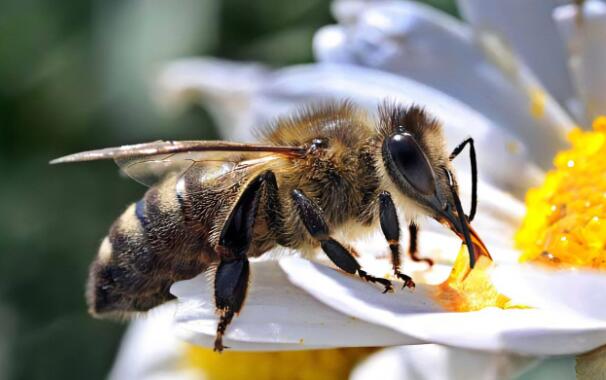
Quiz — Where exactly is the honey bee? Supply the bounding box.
[52,102,491,352]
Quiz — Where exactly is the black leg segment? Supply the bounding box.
[319,239,360,274]
[219,172,266,253]
[214,170,273,352]
[213,257,249,352]
[449,137,477,222]
[378,191,415,289]
[408,222,434,266]
[262,171,286,244]
[292,189,393,293]
[379,191,400,242]
[291,189,330,240]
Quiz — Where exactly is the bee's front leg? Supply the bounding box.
[378,191,415,289]
[213,171,274,352]
[292,189,393,293]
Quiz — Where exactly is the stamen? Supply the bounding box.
[516,117,606,268]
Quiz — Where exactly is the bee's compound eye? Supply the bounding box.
[387,133,436,195]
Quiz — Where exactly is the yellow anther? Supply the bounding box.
[516,117,606,269]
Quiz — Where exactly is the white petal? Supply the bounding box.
[492,265,606,322]
[171,260,418,350]
[108,303,201,380]
[456,0,576,113]
[330,0,370,25]
[313,25,351,63]
[158,59,544,196]
[351,344,537,380]
[554,0,606,123]
[155,57,270,140]
[281,257,606,355]
[314,1,575,168]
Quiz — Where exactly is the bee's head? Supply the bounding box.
[378,103,490,268]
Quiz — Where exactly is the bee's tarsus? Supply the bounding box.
[395,272,415,289]
[213,316,232,353]
[358,269,394,293]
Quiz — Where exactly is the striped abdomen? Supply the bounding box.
[86,171,229,318]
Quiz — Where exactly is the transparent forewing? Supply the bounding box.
[50,139,305,186]
[115,151,241,187]
[117,151,284,187]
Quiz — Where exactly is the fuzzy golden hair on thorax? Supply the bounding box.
[258,101,373,147]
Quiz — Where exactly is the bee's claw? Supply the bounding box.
[380,280,394,293]
[358,269,394,293]
[382,283,394,294]
[395,271,416,289]
[213,340,231,353]
[402,280,415,289]
[213,339,224,353]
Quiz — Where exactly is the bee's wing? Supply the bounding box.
[113,151,237,186]
[50,140,304,163]
[50,140,304,187]
[116,151,291,187]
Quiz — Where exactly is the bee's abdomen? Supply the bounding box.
[87,176,216,318]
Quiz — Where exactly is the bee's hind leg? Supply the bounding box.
[292,189,394,293]
[378,191,416,289]
[213,257,249,352]
[213,171,274,352]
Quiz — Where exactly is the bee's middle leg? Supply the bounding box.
[292,189,393,293]
[213,171,275,352]
[378,191,415,289]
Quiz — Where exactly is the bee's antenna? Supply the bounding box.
[449,138,477,222]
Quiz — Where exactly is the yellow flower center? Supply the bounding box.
[185,346,375,380]
[516,117,606,268]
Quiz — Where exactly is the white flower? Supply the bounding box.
[108,303,202,380]
[114,0,606,378]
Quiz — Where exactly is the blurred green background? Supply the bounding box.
[0,1,463,379]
